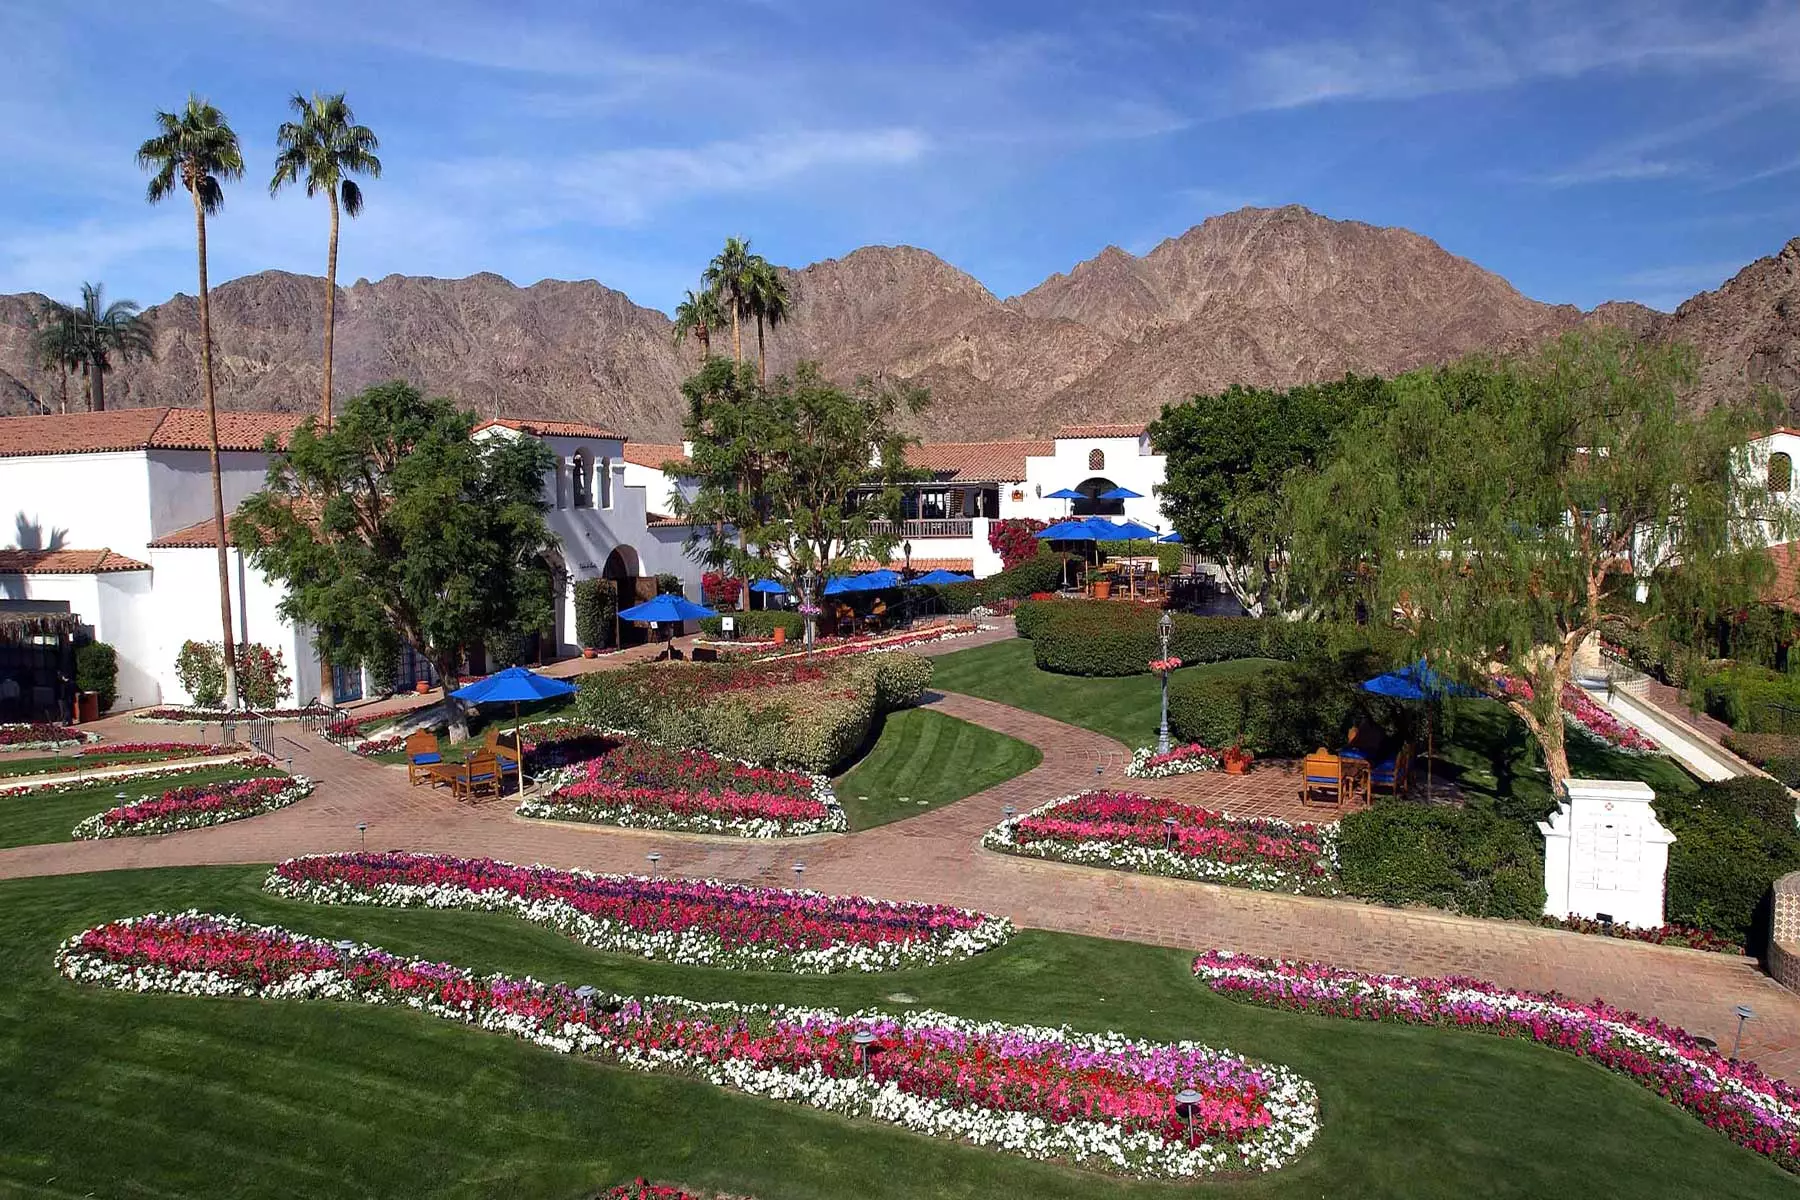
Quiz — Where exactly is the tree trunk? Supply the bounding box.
[697,326,710,361]
[438,653,468,741]
[57,363,67,414]
[88,359,103,412]
[321,189,340,428]
[1540,715,1571,791]
[731,303,742,364]
[756,313,766,383]
[193,184,239,711]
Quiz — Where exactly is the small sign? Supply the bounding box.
[721,616,736,636]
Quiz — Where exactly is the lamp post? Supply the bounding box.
[852,1027,877,1076]
[1731,1003,1755,1061]
[1174,1088,1203,1147]
[1156,609,1174,755]
[902,540,913,580]
[356,821,367,852]
[799,567,818,651]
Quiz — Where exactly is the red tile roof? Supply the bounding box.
[854,556,974,573]
[146,518,226,549]
[646,512,699,528]
[908,441,1052,483]
[0,548,149,574]
[1055,423,1146,439]
[622,443,689,469]
[0,408,308,458]
[475,417,625,441]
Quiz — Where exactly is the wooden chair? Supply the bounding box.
[1299,748,1347,808]
[1370,744,1413,798]
[451,750,501,803]
[405,731,443,787]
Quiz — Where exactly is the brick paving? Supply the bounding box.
[6,649,1800,1081]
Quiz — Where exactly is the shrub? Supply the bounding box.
[75,641,117,711]
[1721,731,1800,788]
[575,652,931,773]
[173,640,291,708]
[700,571,742,609]
[573,578,618,650]
[987,518,1049,569]
[1693,664,1800,734]
[1012,599,1059,639]
[929,549,1068,613]
[1337,803,1546,919]
[1026,602,1332,677]
[1655,777,1800,947]
[1167,650,1388,756]
[698,610,805,639]
[656,573,684,595]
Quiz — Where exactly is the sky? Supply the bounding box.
[3,0,1799,315]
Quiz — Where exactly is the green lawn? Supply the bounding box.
[0,765,284,849]
[0,748,228,778]
[833,707,1041,829]
[1,866,1792,1198]
[927,639,1275,749]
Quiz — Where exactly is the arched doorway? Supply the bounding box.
[601,546,644,647]
[1071,476,1125,517]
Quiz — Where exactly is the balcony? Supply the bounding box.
[867,518,976,539]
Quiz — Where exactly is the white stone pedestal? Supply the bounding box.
[1538,779,1676,929]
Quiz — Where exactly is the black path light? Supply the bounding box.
[852,1027,877,1076]
[1174,1088,1204,1147]
[1163,815,1178,851]
[646,851,662,873]
[793,862,806,885]
[356,821,367,851]
[1003,804,1016,822]
[1731,1004,1755,1060]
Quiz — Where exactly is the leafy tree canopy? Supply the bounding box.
[233,381,553,731]
[670,358,928,604]
[1289,330,1789,785]
[1149,374,1389,615]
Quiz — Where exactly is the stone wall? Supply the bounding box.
[1770,869,1800,991]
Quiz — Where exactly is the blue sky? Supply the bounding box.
[3,0,1798,315]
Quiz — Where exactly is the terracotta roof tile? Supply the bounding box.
[853,556,974,573]
[0,408,308,458]
[908,440,1052,483]
[622,442,689,469]
[646,512,698,528]
[475,417,624,441]
[0,548,149,574]
[1055,423,1147,439]
[146,518,226,549]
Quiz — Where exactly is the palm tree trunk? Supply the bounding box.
[88,359,102,412]
[57,363,67,415]
[731,303,742,364]
[321,189,339,428]
[193,184,239,711]
[757,313,766,384]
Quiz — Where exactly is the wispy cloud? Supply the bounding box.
[1618,259,1744,291]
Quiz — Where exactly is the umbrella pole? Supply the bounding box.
[515,700,522,799]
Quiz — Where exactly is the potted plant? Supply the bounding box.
[1223,744,1253,775]
[581,647,598,659]
[414,680,431,695]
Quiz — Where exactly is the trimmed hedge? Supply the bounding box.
[573,578,618,650]
[1337,803,1546,919]
[1657,776,1800,946]
[698,610,805,640]
[928,550,1068,614]
[1022,600,1330,677]
[75,641,117,711]
[1694,664,1800,734]
[1166,653,1385,756]
[574,652,932,774]
[1721,731,1800,788]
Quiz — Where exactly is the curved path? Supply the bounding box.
[5,673,1800,1080]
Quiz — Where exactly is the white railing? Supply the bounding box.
[867,519,975,539]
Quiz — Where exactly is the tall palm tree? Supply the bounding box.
[671,288,725,362]
[745,257,790,384]
[269,91,381,428]
[703,237,755,364]
[32,299,82,414]
[138,95,245,711]
[59,283,154,412]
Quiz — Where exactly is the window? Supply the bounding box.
[918,490,950,519]
[1773,452,1793,494]
[1089,448,1105,471]
[572,451,591,508]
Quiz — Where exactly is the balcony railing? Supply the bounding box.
[867,518,975,539]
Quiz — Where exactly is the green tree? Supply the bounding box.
[31,299,83,414]
[746,256,790,383]
[138,95,245,709]
[270,91,381,428]
[670,358,928,645]
[233,381,554,739]
[671,288,725,363]
[37,284,155,413]
[1290,331,1790,786]
[1150,374,1387,616]
[703,236,755,364]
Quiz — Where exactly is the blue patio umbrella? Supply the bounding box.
[822,575,861,596]
[852,569,903,591]
[617,593,718,624]
[1360,660,1479,796]
[1035,518,1106,540]
[912,568,976,585]
[748,578,788,594]
[1098,486,1143,500]
[1159,531,1184,543]
[452,666,577,798]
[1103,518,1163,541]
[1046,487,1084,500]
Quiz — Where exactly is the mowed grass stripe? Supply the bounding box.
[834,708,1040,830]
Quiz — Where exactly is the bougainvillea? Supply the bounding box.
[58,913,1320,1179]
[701,572,744,609]
[265,852,1012,972]
[1194,950,1799,1172]
[984,792,1339,895]
[988,518,1050,569]
[70,775,312,839]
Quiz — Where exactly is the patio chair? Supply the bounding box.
[485,729,522,789]
[404,731,442,787]
[1370,744,1413,798]
[1299,748,1347,809]
[451,750,501,803]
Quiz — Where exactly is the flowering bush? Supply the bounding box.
[984,792,1339,895]
[1148,656,1183,673]
[0,759,270,800]
[70,774,311,839]
[59,913,1320,1179]
[132,704,330,725]
[700,572,743,609]
[1540,914,1744,955]
[1495,675,1659,755]
[599,1184,746,1200]
[1193,950,1800,1172]
[0,723,98,750]
[266,852,1011,972]
[174,639,292,708]
[522,736,845,836]
[0,742,247,781]
[988,517,1050,569]
[1126,743,1221,778]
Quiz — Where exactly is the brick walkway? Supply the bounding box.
[6,657,1800,1081]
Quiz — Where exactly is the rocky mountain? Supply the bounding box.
[2,205,1797,440]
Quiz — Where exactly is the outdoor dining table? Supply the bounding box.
[1336,748,1375,806]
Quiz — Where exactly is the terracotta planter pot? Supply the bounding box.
[414,681,431,695]
[1223,751,1253,775]
[1093,580,1113,599]
[772,627,787,646]
[582,648,597,659]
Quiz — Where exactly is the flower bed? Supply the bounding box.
[1540,914,1744,955]
[70,774,312,839]
[58,913,1319,1179]
[0,723,99,751]
[984,792,1339,895]
[1561,683,1659,754]
[0,759,271,800]
[324,715,406,757]
[265,852,1011,972]
[1126,742,1221,779]
[695,621,988,663]
[131,704,332,725]
[599,1183,750,1200]
[0,742,249,782]
[521,737,845,836]
[1192,950,1798,1172]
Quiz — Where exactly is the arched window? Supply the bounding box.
[1088,448,1105,471]
[599,456,613,508]
[572,450,592,508]
[1772,452,1793,494]
[553,457,567,508]
[1072,476,1124,516]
